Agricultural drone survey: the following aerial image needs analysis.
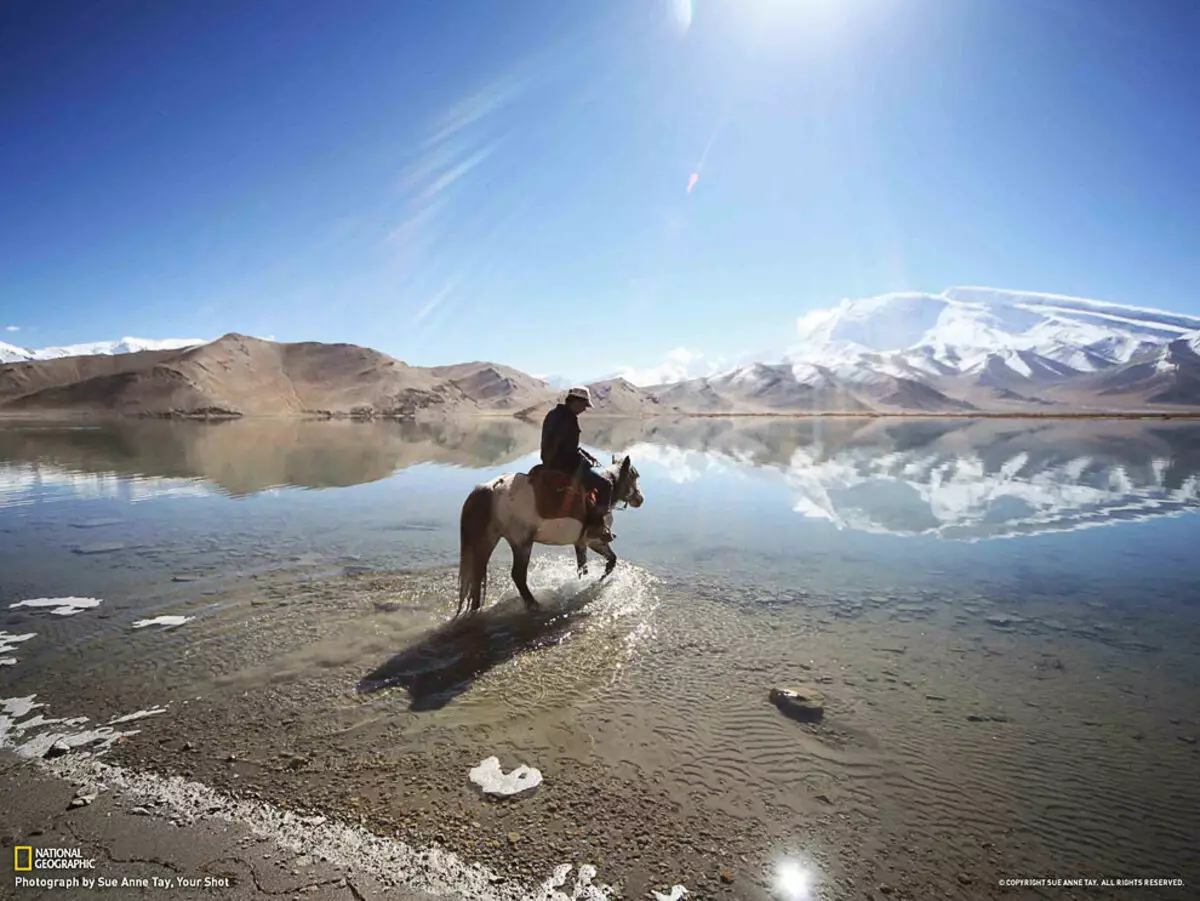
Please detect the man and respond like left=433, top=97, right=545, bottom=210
left=540, top=386, right=615, bottom=542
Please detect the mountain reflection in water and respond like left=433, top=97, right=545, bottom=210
left=1, top=416, right=1198, bottom=540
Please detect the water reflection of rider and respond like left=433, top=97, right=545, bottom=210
left=540, top=387, right=613, bottom=539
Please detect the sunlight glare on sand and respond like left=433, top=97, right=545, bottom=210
left=774, top=858, right=816, bottom=900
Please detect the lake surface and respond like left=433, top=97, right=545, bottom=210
left=2, top=416, right=1198, bottom=898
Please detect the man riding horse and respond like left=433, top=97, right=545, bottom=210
left=540, top=386, right=615, bottom=543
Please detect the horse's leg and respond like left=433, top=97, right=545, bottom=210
left=587, top=539, right=618, bottom=579
left=468, top=527, right=500, bottom=613
left=574, top=543, right=589, bottom=578
left=507, top=536, right=539, bottom=609
left=600, top=544, right=617, bottom=578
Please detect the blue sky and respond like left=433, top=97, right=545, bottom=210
left=2, top=0, right=1199, bottom=379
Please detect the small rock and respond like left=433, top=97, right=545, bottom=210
left=507, top=832, right=520, bottom=846
left=719, top=869, right=733, bottom=885
left=958, top=873, right=973, bottom=885
left=878, top=886, right=894, bottom=896
left=769, top=686, right=825, bottom=723
left=1180, top=736, right=1197, bottom=745
left=130, top=806, right=151, bottom=816
left=44, top=741, right=71, bottom=759
left=68, top=795, right=94, bottom=809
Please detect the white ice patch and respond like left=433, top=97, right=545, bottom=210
left=107, top=706, right=169, bottom=725
left=132, top=615, right=194, bottom=629
left=1, top=696, right=42, bottom=719
left=9, top=596, right=102, bottom=616
left=0, top=693, right=142, bottom=759
left=0, top=631, right=36, bottom=665
left=653, top=886, right=689, bottom=901
left=9, top=692, right=615, bottom=900
left=469, top=756, right=543, bottom=796
left=40, top=754, right=615, bottom=901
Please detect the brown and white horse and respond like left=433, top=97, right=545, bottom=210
left=456, top=455, right=644, bottom=615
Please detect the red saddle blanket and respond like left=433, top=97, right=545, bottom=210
left=527, top=465, right=596, bottom=521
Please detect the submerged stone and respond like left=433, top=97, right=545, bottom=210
left=769, top=686, right=825, bottom=722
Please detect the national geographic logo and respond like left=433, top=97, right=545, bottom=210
left=12, top=845, right=97, bottom=871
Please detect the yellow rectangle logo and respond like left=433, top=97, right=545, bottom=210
left=14, top=846, right=32, bottom=871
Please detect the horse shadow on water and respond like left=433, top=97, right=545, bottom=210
left=356, top=575, right=612, bottom=711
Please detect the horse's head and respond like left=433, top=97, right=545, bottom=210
left=611, top=454, right=644, bottom=509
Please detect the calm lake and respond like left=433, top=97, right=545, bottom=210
left=2, top=416, right=1198, bottom=898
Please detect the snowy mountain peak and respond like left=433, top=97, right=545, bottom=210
left=0, top=341, right=34, bottom=364
left=787, top=286, right=1200, bottom=375
left=0, top=337, right=208, bottom=364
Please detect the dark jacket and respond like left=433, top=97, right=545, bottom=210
left=541, top=404, right=582, bottom=473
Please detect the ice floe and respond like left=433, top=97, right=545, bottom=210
left=0, top=630, right=36, bottom=665
left=0, top=693, right=142, bottom=758
left=131, top=615, right=194, bottom=629
left=9, top=596, right=102, bottom=616
left=469, top=756, right=543, bottom=796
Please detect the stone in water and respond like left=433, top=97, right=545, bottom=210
left=770, top=686, right=826, bottom=722
left=468, top=756, right=542, bottom=796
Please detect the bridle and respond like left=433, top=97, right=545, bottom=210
left=612, top=461, right=638, bottom=510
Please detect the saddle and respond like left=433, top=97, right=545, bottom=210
left=528, top=464, right=596, bottom=521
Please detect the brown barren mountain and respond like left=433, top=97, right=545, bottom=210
left=0, top=334, right=557, bottom=419
left=3, top=332, right=1198, bottom=420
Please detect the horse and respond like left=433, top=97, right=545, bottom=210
left=456, top=454, right=644, bottom=615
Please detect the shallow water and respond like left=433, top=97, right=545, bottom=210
left=2, top=416, right=1199, bottom=896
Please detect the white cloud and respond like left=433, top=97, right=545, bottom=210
left=4, top=325, right=18, bottom=332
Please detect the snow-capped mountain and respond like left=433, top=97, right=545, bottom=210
left=788, top=287, right=1199, bottom=372
left=603, top=347, right=766, bottom=388
left=652, top=287, right=1200, bottom=411
left=532, top=374, right=576, bottom=391
left=0, top=342, right=33, bottom=364
left=0, top=336, right=207, bottom=364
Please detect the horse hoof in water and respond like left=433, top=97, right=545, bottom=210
left=577, top=564, right=589, bottom=578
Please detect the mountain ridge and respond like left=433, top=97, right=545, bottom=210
left=4, top=287, right=1200, bottom=417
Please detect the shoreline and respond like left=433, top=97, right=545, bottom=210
left=2, top=409, right=1199, bottom=423
left=0, top=749, right=613, bottom=901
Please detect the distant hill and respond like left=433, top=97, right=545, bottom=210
left=515, top=377, right=680, bottom=421
left=3, top=307, right=1200, bottom=419
left=0, top=334, right=556, bottom=419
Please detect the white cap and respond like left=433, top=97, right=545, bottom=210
left=565, top=386, right=593, bottom=407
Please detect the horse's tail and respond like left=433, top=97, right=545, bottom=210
left=458, top=484, right=495, bottom=615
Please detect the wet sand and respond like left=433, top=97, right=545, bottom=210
left=4, top=559, right=1198, bottom=900
left=0, top=751, right=451, bottom=901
